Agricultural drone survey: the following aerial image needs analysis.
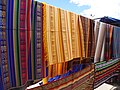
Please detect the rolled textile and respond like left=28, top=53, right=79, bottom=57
left=0, top=0, right=11, bottom=89
left=94, top=22, right=106, bottom=63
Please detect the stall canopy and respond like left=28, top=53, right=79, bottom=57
left=100, top=16, right=120, bottom=27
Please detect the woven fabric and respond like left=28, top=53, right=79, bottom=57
left=0, top=0, right=11, bottom=89
left=78, top=16, right=85, bottom=59
left=94, top=59, right=120, bottom=88
left=42, top=3, right=48, bottom=77
left=34, top=2, right=43, bottom=80
left=27, top=0, right=32, bottom=80
left=94, top=21, right=100, bottom=48
left=55, top=8, right=65, bottom=74
left=79, top=16, right=95, bottom=59
left=104, top=25, right=113, bottom=61
left=61, top=10, right=70, bottom=62
left=94, top=22, right=106, bottom=63
left=7, top=0, right=17, bottom=87
left=66, top=11, right=73, bottom=61
left=13, top=0, right=21, bottom=86
left=19, top=0, right=28, bottom=85
left=31, top=1, right=36, bottom=79
left=87, top=19, right=95, bottom=57
left=80, top=16, right=89, bottom=58
left=27, top=64, right=94, bottom=90
left=112, top=26, right=120, bottom=58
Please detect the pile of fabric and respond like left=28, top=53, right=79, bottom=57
left=94, top=59, right=120, bottom=88
left=27, top=64, right=94, bottom=90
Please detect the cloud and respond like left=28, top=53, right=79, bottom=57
left=70, top=0, right=120, bottom=19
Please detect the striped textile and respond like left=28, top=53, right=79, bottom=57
left=112, top=26, right=120, bottom=59
left=31, top=0, right=35, bottom=80
left=80, top=16, right=89, bottom=58
left=78, top=16, right=85, bottom=59
left=94, top=59, right=120, bottom=88
left=94, top=22, right=106, bottom=63
left=7, top=0, right=16, bottom=87
left=61, top=10, right=70, bottom=62
left=55, top=8, right=65, bottom=74
left=87, top=19, right=95, bottom=57
left=34, top=1, right=43, bottom=80
left=27, top=0, right=32, bottom=80
left=103, top=24, right=113, bottom=61
left=19, top=0, right=28, bottom=85
left=46, top=4, right=58, bottom=77
left=80, top=16, right=95, bottom=58
left=0, top=0, right=11, bottom=89
left=42, top=3, right=48, bottom=77
left=27, top=64, right=94, bottom=90
left=94, top=21, right=100, bottom=47
left=13, top=0, right=21, bottom=86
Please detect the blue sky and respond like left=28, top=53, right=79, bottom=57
left=36, top=0, right=120, bottom=19
left=36, top=0, right=90, bottom=14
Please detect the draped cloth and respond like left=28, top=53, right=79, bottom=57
left=43, top=4, right=58, bottom=77
left=34, top=2, right=43, bottom=80
left=94, top=22, right=106, bottom=63
left=78, top=16, right=85, bottom=59
left=80, top=16, right=89, bottom=58
left=94, top=21, right=100, bottom=49
left=19, top=0, right=28, bottom=85
left=88, top=20, right=95, bottom=57
left=42, top=3, right=48, bottom=77
left=55, top=8, right=64, bottom=74
left=0, top=0, right=11, bottom=89
left=79, top=16, right=95, bottom=59
left=112, top=26, right=120, bottom=58
left=13, top=0, right=21, bottom=86
left=27, top=0, right=32, bottom=80
left=31, top=0, right=35, bottom=80
left=7, top=0, right=17, bottom=87
left=104, top=25, right=113, bottom=61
